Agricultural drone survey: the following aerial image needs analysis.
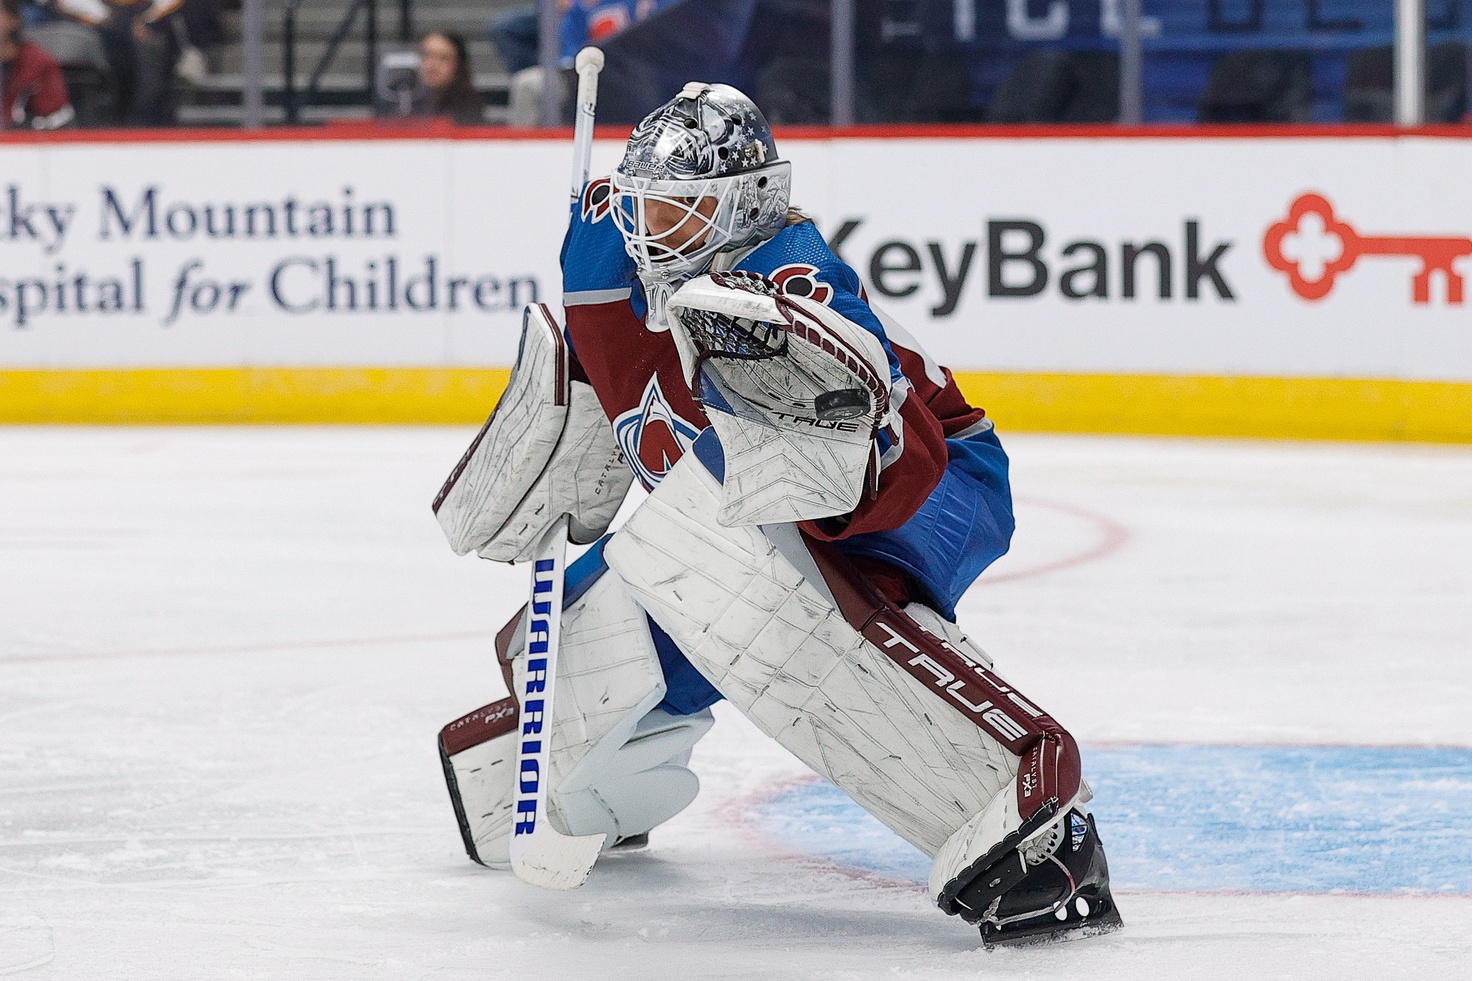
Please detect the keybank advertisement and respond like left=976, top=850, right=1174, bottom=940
left=1, top=134, right=1469, bottom=380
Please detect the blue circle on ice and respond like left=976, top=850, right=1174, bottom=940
left=755, top=745, right=1472, bottom=894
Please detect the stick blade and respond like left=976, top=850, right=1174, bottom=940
left=512, top=830, right=607, bottom=890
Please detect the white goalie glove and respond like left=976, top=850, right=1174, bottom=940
left=666, top=272, right=893, bottom=527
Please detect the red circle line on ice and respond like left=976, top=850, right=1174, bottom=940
left=979, top=496, right=1131, bottom=587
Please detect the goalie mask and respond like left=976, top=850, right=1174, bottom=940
left=611, top=82, right=792, bottom=290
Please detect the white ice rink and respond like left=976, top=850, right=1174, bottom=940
left=3, top=427, right=1470, bottom=980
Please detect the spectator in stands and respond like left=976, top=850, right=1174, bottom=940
left=1, top=0, right=76, bottom=128
left=377, top=30, right=483, bottom=124
left=495, top=0, right=668, bottom=77
left=178, top=0, right=223, bottom=74
left=488, top=4, right=540, bottom=76
left=53, top=0, right=181, bottom=125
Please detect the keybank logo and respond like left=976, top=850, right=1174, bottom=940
left=1264, top=193, right=1472, bottom=305
left=829, top=217, right=1236, bottom=315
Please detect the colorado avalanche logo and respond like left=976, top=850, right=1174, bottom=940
left=770, top=263, right=833, bottom=304
left=613, top=376, right=702, bottom=489
left=581, top=177, right=613, bottom=224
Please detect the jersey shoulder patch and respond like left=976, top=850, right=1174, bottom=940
left=562, top=184, right=636, bottom=295
left=768, top=262, right=835, bottom=304
left=580, top=177, right=614, bottom=224
left=736, top=222, right=860, bottom=303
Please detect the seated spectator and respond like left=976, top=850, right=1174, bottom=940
left=376, top=30, right=483, bottom=125
left=53, top=0, right=180, bottom=125
left=2, top=0, right=76, bottom=128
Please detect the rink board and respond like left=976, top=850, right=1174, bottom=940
left=3, top=367, right=1471, bottom=442
left=2, top=124, right=1472, bottom=440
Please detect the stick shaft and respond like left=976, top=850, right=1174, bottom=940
left=570, top=48, right=604, bottom=199
left=508, top=517, right=567, bottom=869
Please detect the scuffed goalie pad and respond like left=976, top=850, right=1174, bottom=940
left=441, top=567, right=668, bottom=865
left=505, top=569, right=668, bottom=813
left=604, top=454, right=1017, bottom=857
left=440, top=699, right=520, bottom=868
left=433, top=303, right=633, bottom=560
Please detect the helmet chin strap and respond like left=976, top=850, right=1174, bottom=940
left=643, top=280, right=678, bottom=334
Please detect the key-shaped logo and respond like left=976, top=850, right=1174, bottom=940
left=1264, top=193, right=1472, bottom=304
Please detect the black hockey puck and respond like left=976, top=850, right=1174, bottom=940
left=814, top=389, right=869, bottom=421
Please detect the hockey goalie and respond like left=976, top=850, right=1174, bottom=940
left=432, top=80, right=1122, bottom=948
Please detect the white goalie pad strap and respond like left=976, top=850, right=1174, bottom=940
left=666, top=275, right=892, bottom=527
left=433, top=303, right=634, bottom=560
left=605, top=451, right=1028, bottom=858
left=439, top=567, right=709, bottom=867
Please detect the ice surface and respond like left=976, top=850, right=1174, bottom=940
left=2, top=428, right=1470, bottom=980
left=760, top=746, right=1472, bottom=893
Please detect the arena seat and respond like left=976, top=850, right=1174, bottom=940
left=1197, top=49, right=1312, bottom=123
left=984, top=51, right=1120, bottom=124
left=25, top=20, right=115, bottom=126
left=1343, top=43, right=1467, bottom=123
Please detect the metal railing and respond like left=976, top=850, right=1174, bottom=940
left=244, top=0, right=415, bottom=127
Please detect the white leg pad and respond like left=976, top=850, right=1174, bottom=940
left=441, top=565, right=712, bottom=868
left=604, top=449, right=1085, bottom=915
left=604, top=454, right=1020, bottom=857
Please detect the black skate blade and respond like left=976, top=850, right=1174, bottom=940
left=607, top=831, right=650, bottom=854
left=982, top=905, right=1123, bottom=951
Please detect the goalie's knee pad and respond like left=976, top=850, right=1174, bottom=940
left=605, top=439, right=1099, bottom=924
left=438, top=550, right=713, bottom=868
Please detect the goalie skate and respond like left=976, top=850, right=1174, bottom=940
left=952, top=807, right=1123, bottom=950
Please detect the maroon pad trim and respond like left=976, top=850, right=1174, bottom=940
left=439, top=697, right=518, bottom=757
left=495, top=606, right=526, bottom=702
left=432, top=409, right=496, bottom=515
left=801, top=536, right=1081, bottom=820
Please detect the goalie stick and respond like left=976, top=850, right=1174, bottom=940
left=507, top=46, right=609, bottom=891
left=507, top=515, right=606, bottom=887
